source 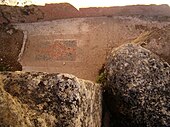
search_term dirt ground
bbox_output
[0,25,23,71]
[133,26,170,63]
[13,16,170,81]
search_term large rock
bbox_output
[104,43,170,127]
[0,72,102,127]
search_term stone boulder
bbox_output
[0,72,101,127]
[104,43,170,127]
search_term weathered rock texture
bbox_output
[0,25,23,71]
[0,72,102,127]
[133,26,170,64]
[104,43,170,127]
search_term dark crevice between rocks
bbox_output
[97,64,114,127]
[98,65,144,127]
[102,87,144,127]
[101,43,170,127]
[0,56,22,71]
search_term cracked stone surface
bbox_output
[0,72,102,127]
[104,43,170,127]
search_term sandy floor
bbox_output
[14,16,169,81]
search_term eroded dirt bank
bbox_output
[0,3,170,24]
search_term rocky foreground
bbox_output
[0,43,169,127]
[0,72,101,127]
[0,3,170,127]
[104,43,170,127]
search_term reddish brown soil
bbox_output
[14,16,170,81]
[80,4,170,17]
[0,3,170,24]
[0,25,23,71]
[0,3,170,80]
[133,26,170,63]
[38,3,79,21]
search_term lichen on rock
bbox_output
[0,72,102,127]
[104,43,170,127]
